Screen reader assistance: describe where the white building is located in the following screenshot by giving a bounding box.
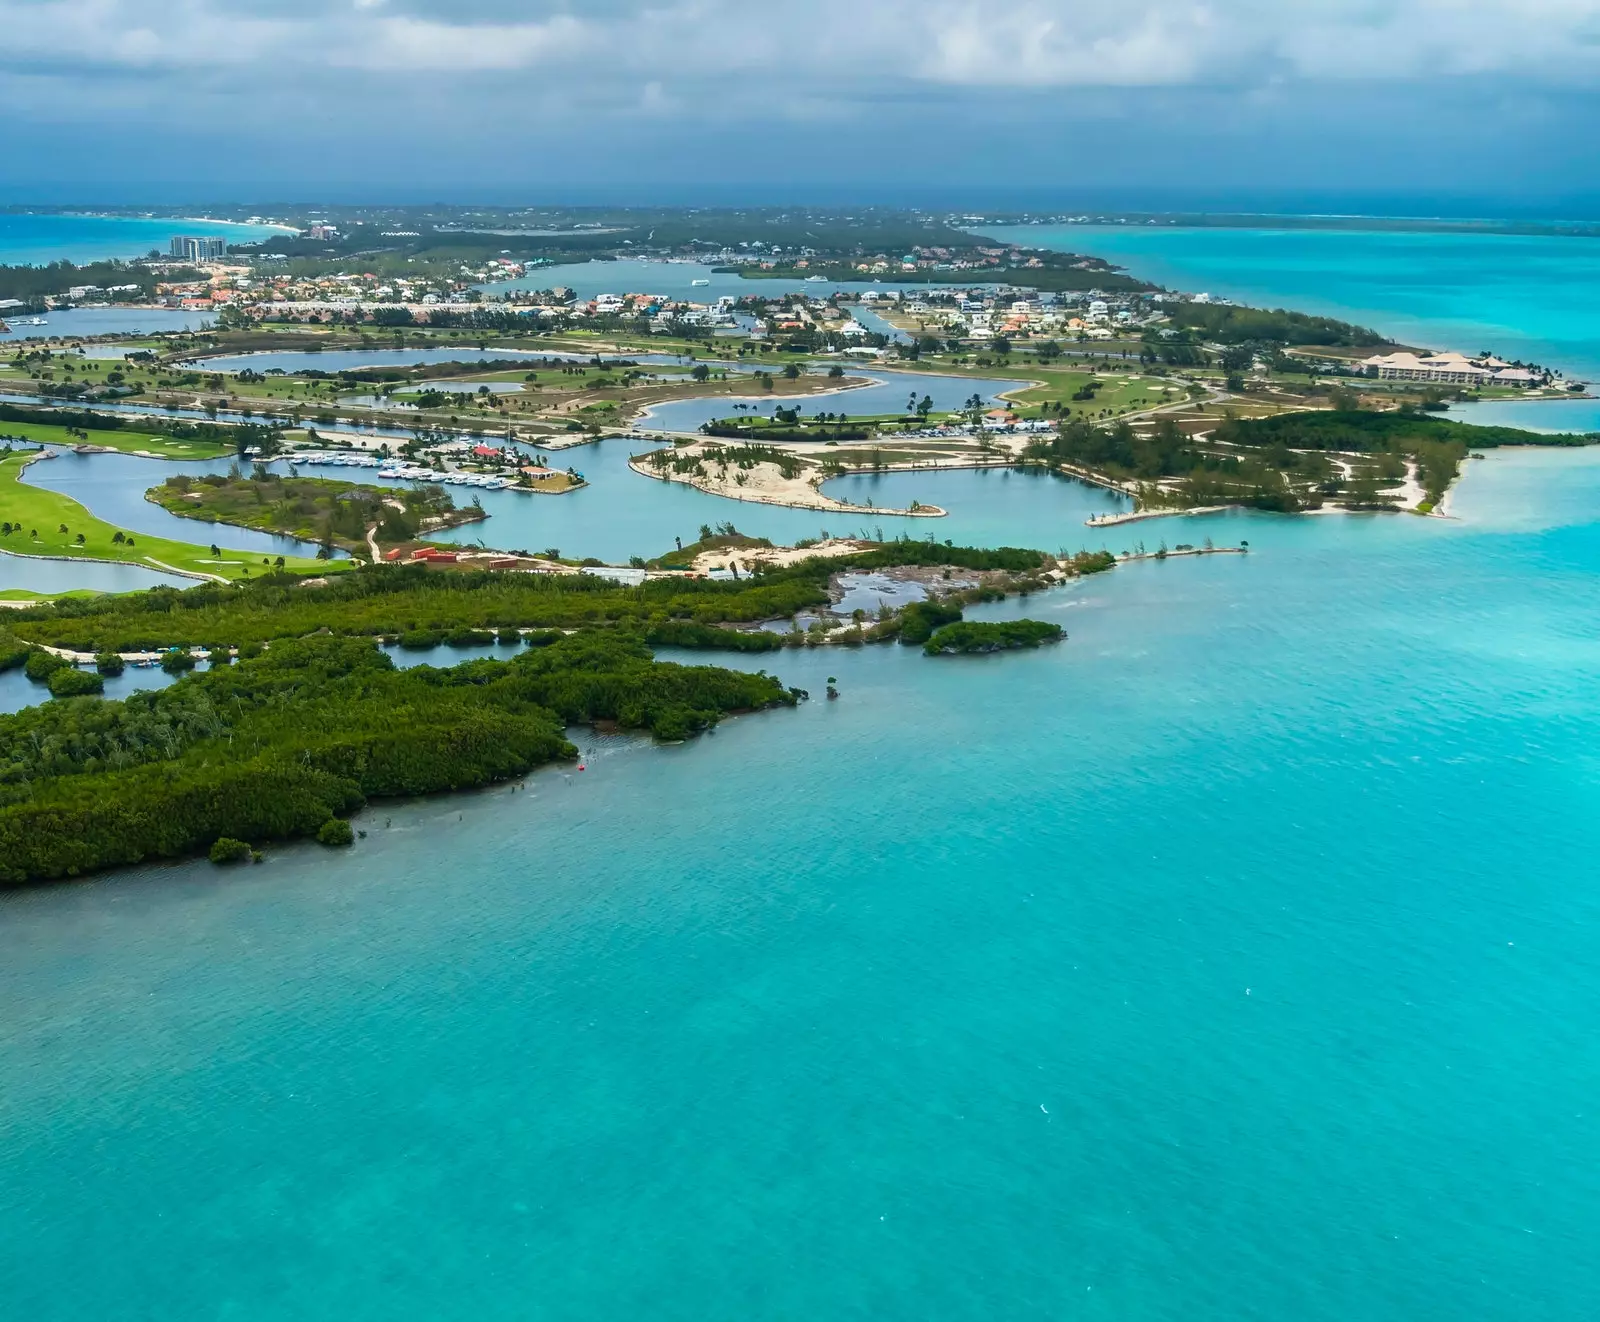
[1359,351,1538,387]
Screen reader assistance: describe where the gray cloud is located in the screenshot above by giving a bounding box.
[6,0,1600,85]
[3,0,1599,197]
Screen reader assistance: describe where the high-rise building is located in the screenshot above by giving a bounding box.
[169,235,228,262]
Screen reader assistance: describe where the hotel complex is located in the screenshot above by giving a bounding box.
[1360,351,1539,387]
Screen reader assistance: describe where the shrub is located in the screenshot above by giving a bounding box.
[95,652,126,677]
[317,818,355,847]
[160,649,197,675]
[496,627,522,646]
[444,627,495,647]
[896,599,964,647]
[47,667,105,699]
[642,620,784,652]
[0,631,29,673]
[651,706,698,742]
[209,837,252,865]
[923,619,1064,655]
[24,649,70,684]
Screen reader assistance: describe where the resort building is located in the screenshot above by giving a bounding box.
[1359,351,1539,387]
[169,235,227,262]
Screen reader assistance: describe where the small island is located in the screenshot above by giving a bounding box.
[150,470,488,560]
[923,619,1064,655]
[631,438,946,517]
[1,448,332,582]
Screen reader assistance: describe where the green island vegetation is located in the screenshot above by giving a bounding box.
[647,441,809,484]
[701,416,874,443]
[0,628,30,671]
[1215,408,1598,451]
[0,631,798,885]
[208,836,255,865]
[1209,409,1599,508]
[735,249,1150,294]
[1023,409,1597,513]
[1162,303,1391,347]
[0,533,1112,885]
[149,470,485,557]
[0,450,336,581]
[893,599,965,646]
[982,211,1600,240]
[922,619,1065,655]
[2,542,1074,654]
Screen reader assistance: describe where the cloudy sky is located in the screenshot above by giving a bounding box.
[4,0,1600,207]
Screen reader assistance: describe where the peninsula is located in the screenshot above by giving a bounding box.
[0,537,1132,884]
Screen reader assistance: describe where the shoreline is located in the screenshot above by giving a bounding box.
[627,456,945,518]
[629,374,879,430]
[1088,505,1234,527]
[0,544,219,583]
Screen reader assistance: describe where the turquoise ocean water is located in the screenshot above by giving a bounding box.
[986,224,1600,380]
[4,226,1600,1318]
[0,213,285,266]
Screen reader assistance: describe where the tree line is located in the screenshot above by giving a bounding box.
[0,631,798,886]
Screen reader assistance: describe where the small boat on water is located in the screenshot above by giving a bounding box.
[690,278,710,287]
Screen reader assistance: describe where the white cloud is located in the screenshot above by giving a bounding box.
[332,14,589,71]
[2,0,1600,104]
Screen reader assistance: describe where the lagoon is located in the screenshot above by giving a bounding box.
[481,257,1001,304]
[19,451,341,561]
[0,307,215,345]
[188,347,689,374]
[13,439,1126,565]
[0,553,187,597]
[636,369,1018,434]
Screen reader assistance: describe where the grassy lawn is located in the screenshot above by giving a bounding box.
[0,420,231,460]
[0,587,106,605]
[1004,370,1180,417]
[0,453,340,583]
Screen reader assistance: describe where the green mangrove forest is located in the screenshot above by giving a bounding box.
[0,631,798,885]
